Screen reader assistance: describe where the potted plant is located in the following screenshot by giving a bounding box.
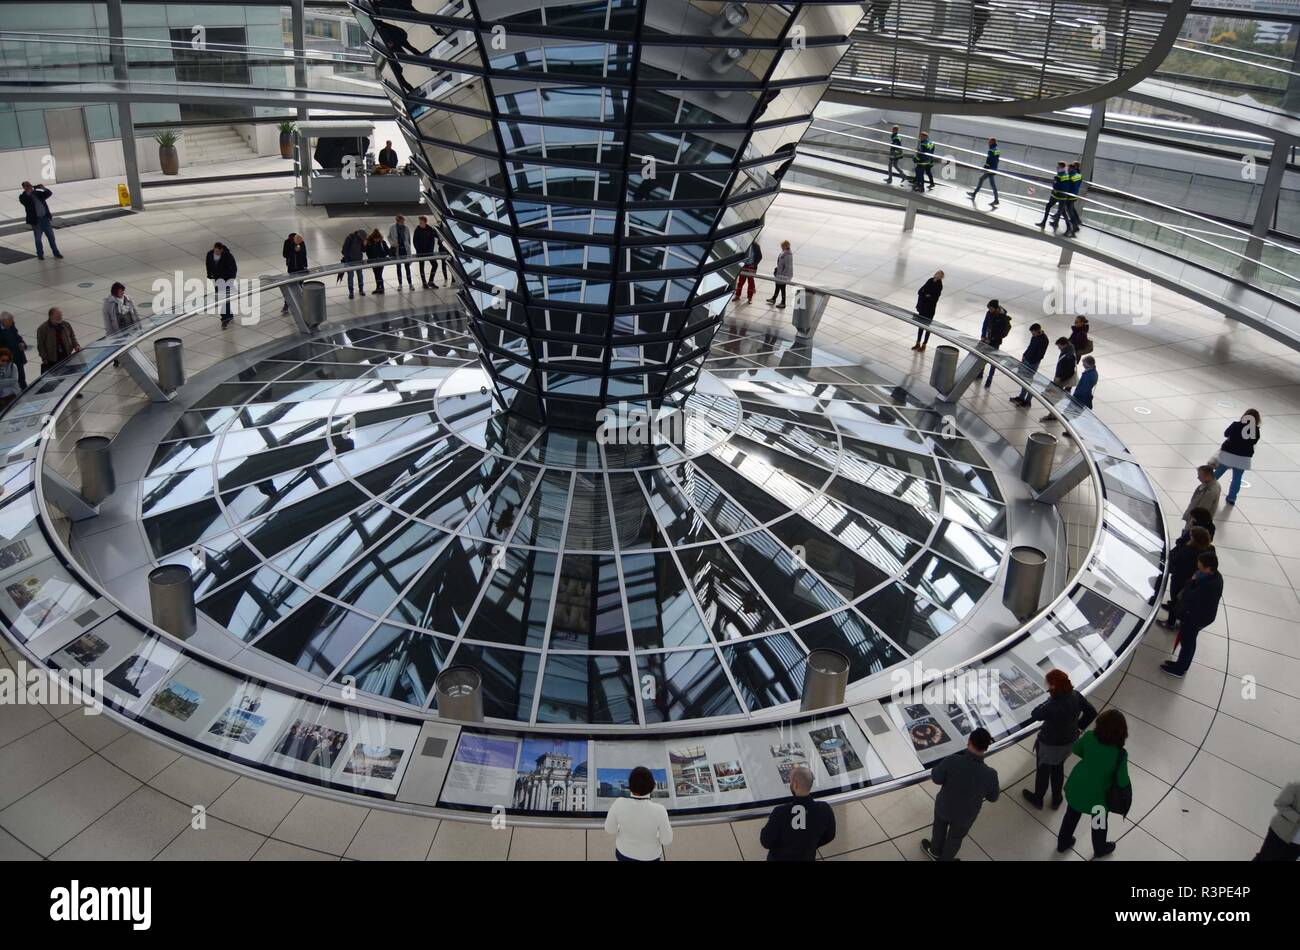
[154,129,181,176]
[278,121,297,160]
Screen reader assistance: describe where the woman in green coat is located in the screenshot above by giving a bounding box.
[1056,709,1130,858]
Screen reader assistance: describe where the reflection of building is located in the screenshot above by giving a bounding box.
[514,750,588,811]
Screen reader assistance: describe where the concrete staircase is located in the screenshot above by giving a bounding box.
[180,125,258,166]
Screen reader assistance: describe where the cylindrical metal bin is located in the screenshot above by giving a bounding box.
[75,436,115,505]
[1003,545,1048,621]
[435,666,485,722]
[800,649,851,712]
[1021,431,1059,492]
[302,279,327,328]
[148,564,197,639]
[154,337,185,391]
[929,344,959,395]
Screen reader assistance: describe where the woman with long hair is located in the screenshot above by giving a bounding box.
[365,228,390,294]
[1214,409,1261,506]
[1022,669,1096,810]
[1057,708,1130,858]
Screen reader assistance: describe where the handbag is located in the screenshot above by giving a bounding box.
[1105,749,1132,816]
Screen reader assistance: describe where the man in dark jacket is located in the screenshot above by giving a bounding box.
[922,727,999,860]
[759,765,836,860]
[342,229,367,298]
[911,270,943,351]
[35,307,81,373]
[1011,322,1048,408]
[19,181,63,260]
[1039,337,1077,422]
[0,311,30,389]
[1162,551,1223,677]
[979,299,1010,388]
[378,140,400,169]
[413,215,441,288]
[204,242,238,327]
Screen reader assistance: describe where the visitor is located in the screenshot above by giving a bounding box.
[282,232,308,313]
[734,241,762,304]
[36,307,81,374]
[922,726,999,861]
[1213,409,1261,506]
[1181,465,1221,534]
[413,215,440,288]
[18,181,62,260]
[866,0,891,32]
[603,766,673,861]
[759,765,836,860]
[885,125,907,183]
[1022,670,1097,810]
[979,299,1010,387]
[388,215,414,289]
[1010,322,1048,408]
[1180,505,1216,545]
[204,241,238,328]
[1161,550,1222,678]
[378,140,399,169]
[0,312,29,389]
[1253,780,1300,861]
[1068,315,1092,357]
[342,228,367,298]
[971,0,994,43]
[1072,355,1098,409]
[766,240,793,308]
[1159,526,1213,629]
[365,229,391,294]
[101,282,140,335]
[1056,709,1131,858]
[0,348,20,409]
[1038,336,1078,422]
[912,270,944,351]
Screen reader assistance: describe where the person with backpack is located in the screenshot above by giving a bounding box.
[1161,551,1223,678]
[1068,315,1092,357]
[1056,709,1130,858]
[1022,670,1096,811]
[979,299,1011,388]
[1010,322,1048,408]
[1039,336,1078,423]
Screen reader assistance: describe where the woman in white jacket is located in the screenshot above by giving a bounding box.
[102,282,140,335]
[603,766,673,861]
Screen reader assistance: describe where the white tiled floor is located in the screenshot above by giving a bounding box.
[0,186,1297,860]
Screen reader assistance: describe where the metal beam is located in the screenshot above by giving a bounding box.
[904,111,931,233]
[106,0,144,211]
[120,348,172,403]
[938,351,987,403]
[1034,449,1091,505]
[42,471,100,521]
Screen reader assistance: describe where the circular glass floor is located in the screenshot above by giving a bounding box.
[137,311,1009,727]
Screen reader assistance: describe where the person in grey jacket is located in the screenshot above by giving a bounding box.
[341,229,367,298]
[387,215,413,289]
[766,240,793,308]
[1254,781,1300,861]
[922,727,999,860]
[1181,465,1220,535]
[102,282,140,335]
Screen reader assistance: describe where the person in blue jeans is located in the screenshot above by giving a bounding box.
[1161,551,1223,678]
[1213,409,1260,506]
[1071,355,1098,409]
[1011,322,1048,408]
[19,182,62,260]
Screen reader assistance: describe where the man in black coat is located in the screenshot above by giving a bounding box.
[979,299,1011,388]
[1039,337,1077,422]
[19,181,63,260]
[923,727,999,860]
[1162,551,1223,677]
[759,765,836,860]
[0,312,30,389]
[378,140,400,169]
[204,242,238,327]
[1011,322,1048,407]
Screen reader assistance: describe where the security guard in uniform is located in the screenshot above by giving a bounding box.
[968,137,1001,207]
[885,125,907,184]
[1036,162,1069,229]
[1057,161,1084,237]
[912,131,936,191]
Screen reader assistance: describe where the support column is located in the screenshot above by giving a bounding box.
[107,0,144,211]
[435,667,485,722]
[148,565,197,639]
[1034,449,1091,504]
[1241,138,1289,278]
[904,110,932,233]
[1059,99,1105,268]
[1003,546,1047,620]
[1021,432,1058,493]
[800,649,850,712]
[292,0,310,203]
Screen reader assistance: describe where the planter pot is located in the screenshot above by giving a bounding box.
[279,132,293,160]
[158,145,179,176]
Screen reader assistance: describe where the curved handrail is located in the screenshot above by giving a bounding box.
[0,30,376,66]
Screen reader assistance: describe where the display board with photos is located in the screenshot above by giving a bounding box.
[439,713,890,815]
[43,613,423,798]
[885,582,1145,766]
